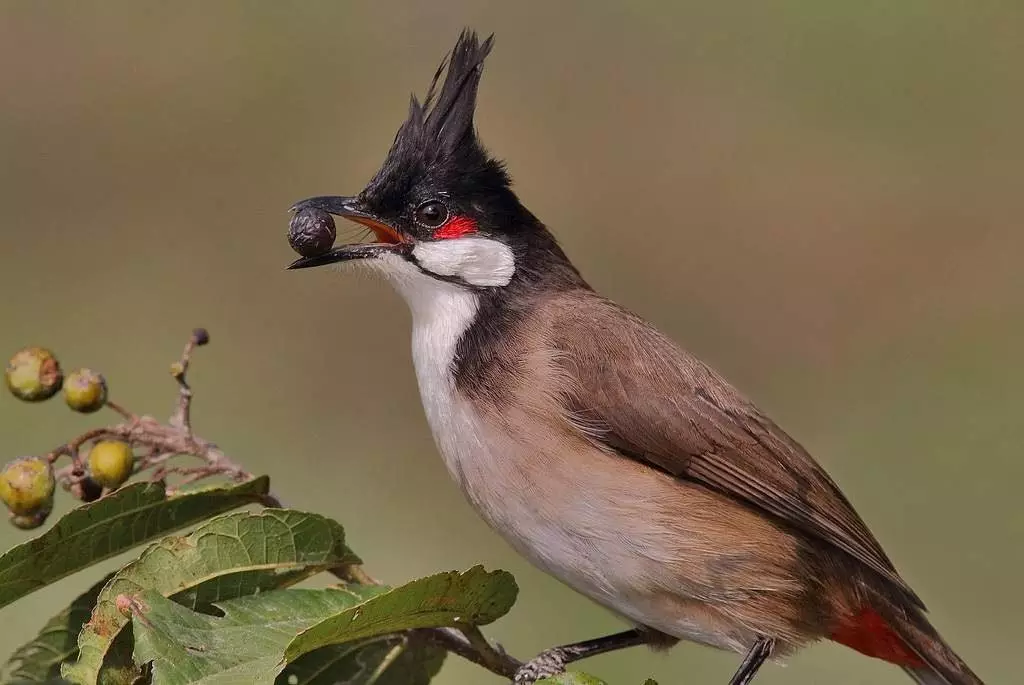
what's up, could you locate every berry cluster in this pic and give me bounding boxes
[0,328,227,531]
[2,348,134,528]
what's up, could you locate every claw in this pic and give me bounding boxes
[512,647,569,684]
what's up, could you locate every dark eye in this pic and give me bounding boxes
[414,200,449,228]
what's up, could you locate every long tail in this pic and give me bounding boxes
[830,597,984,684]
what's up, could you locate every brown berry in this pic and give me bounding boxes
[0,456,56,516]
[5,347,63,402]
[63,368,108,413]
[74,475,104,503]
[288,208,337,258]
[10,510,49,530]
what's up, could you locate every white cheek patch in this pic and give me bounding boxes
[412,236,516,287]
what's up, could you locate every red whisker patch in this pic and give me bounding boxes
[433,216,478,240]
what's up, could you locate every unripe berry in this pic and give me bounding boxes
[86,440,134,490]
[5,347,63,402]
[288,208,336,257]
[0,456,56,516]
[63,368,108,413]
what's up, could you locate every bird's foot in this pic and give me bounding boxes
[512,647,569,684]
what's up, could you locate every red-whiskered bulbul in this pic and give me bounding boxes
[287,30,983,685]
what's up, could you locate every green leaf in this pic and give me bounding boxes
[123,566,515,684]
[0,477,271,610]
[2,575,110,683]
[61,509,356,685]
[132,588,368,683]
[286,565,517,661]
[130,587,446,685]
[277,639,444,685]
[130,588,379,684]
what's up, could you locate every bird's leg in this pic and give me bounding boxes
[512,628,658,684]
[728,637,775,685]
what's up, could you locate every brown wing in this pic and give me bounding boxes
[549,290,924,609]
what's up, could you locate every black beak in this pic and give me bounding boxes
[286,195,407,270]
[290,195,370,221]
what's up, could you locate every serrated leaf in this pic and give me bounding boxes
[285,565,517,661]
[277,639,444,685]
[0,477,271,610]
[3,574,111,683]
[130,588,446,685]
[130,587,380,684]
[61,509,357,685]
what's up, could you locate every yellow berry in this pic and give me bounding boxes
[86,440,134,489]
[0,457,56,516]
[5,347,63,402]
[63,368,108,413]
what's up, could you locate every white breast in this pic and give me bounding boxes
[369,254,493,491]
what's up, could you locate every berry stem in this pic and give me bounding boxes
[104,399,136,422]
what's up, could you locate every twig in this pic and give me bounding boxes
[168,328,208,434]
[415,627,521,679]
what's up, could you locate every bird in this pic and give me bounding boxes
[287,29,984,685]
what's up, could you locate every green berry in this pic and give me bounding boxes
[0,456,56,516]
[63,368,108,413]
[10,509,49,530]
[5,347,63,402]
[86,440,134,489]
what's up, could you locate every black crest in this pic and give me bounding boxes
[360,30,504,208]
[417,29,495,154]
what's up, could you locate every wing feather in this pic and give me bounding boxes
[549,291,924,609]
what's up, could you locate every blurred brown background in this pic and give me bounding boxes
[0,2,1020,683]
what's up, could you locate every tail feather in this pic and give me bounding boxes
[832,598,984,685]
[885,607,984,685]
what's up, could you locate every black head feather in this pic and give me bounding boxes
[422,29,494,153]
[360,30,504,212]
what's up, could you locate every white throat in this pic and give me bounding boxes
[367,252,484,482]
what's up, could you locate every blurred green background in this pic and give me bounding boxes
[0,2,1020,683]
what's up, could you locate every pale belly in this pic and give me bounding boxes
[420,389,782,654]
